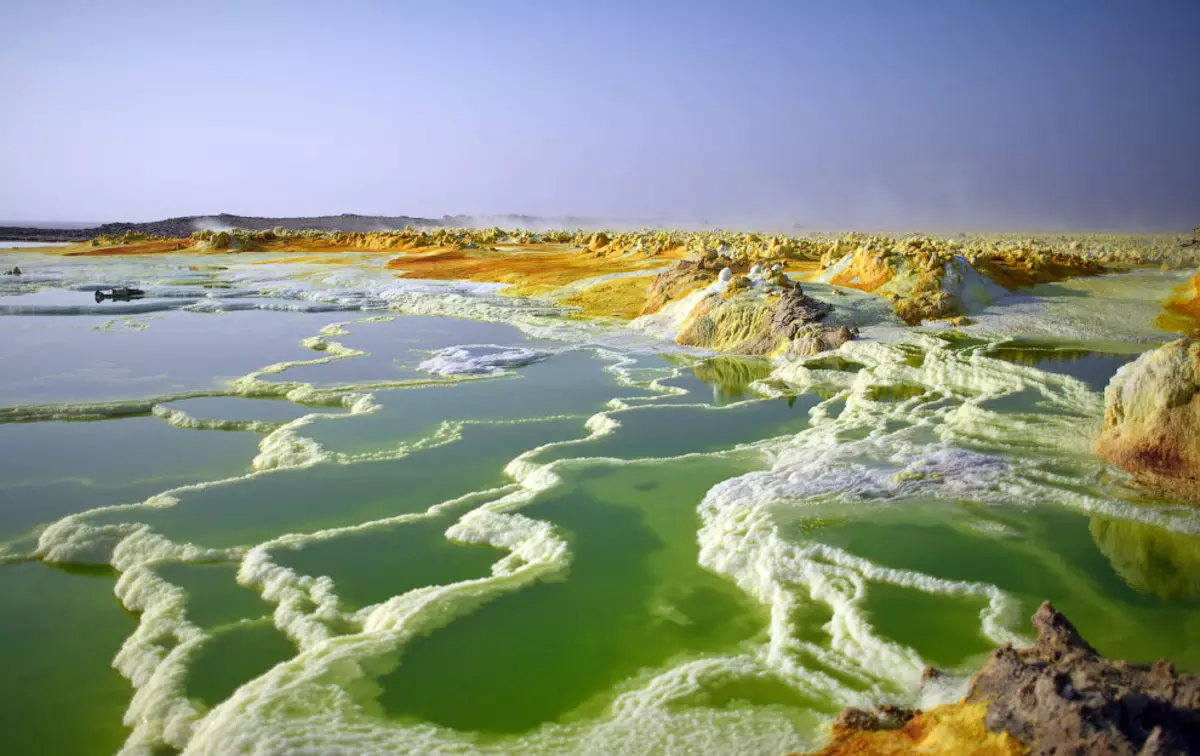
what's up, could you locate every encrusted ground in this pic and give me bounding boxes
[21,225,1200,349]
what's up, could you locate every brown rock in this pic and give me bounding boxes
[922,665,946,685]
[811,602,1200,756]
[833,705,917,732]
[770,285,831,340]
[965,601,1200,755]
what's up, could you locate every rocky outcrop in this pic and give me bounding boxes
[812,602,1200,755]
[1096,339,1200,500]
[771,286,834,339]
[968,602,1200,754]
[676,282,852,356]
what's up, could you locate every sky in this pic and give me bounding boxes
[1,0,1198,231]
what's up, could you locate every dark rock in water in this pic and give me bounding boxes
[3,266,20,275]
[967,601,1200,755]
[833,705,917,732]
[94,287,146,302]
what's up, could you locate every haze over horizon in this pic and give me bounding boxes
[2,0,1198,232]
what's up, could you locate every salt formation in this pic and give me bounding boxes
[417,344,552,376]
[671,277,853,356]
[1097,338,1200,499]
[812,240,1104,325]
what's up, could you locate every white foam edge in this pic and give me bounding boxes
[26,366,645,752]
[160,389,786,752]
[151,404,284,434]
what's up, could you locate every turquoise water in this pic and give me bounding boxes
[1,256,1198,755]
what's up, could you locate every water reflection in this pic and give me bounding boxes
[689,356,774,402]
[1090,517,1200,601]
[988,341,1139,392]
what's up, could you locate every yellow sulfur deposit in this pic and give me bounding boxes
[677,293,779,354]
[559,274,657,319]
[1156,267,1200,335]
[806,702,1026,756]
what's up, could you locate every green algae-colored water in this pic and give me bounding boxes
[1,253,1198,755]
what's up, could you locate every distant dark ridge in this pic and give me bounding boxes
[0,212,443,243]
[0,226,93,242]
[0,212,670,242]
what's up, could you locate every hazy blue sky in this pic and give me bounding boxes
[2,0,1198,230]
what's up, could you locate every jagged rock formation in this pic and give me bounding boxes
[970,602,1200,754]
[770,286,858,356]
[770,286,833,338]
[811,602,1200,755]
[1096,339,1200,500]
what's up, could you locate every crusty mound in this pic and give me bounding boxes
[1097,339,1200,500]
